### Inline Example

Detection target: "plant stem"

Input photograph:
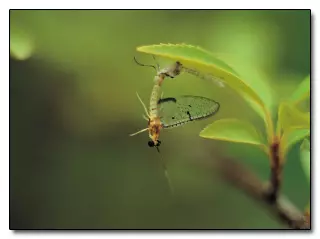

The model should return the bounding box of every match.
[264,107,275,145]
[215,157,309,229]
[267,136,282,202]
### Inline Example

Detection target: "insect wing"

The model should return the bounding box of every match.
[158,96,220,128]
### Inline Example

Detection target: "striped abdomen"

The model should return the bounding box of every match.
[149,83,162,118]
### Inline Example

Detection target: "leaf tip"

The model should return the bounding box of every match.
[300,138,310,151]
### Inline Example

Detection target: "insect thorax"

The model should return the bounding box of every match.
[158,61,183,79]
[148,117,162,142]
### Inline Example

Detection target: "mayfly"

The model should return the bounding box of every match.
[180,66,226,88]
[130,56,220,194]
[130,57,220,149]
[130,56,183,149]
[130,56,184,194]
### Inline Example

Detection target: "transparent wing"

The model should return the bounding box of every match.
[158,95,220,128]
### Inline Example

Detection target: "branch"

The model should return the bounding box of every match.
[215,157,310,229]
[267,137,282,202]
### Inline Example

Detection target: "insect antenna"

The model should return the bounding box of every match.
[134,56,157,72]
[152,55,160,72]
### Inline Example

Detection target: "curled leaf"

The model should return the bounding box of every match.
[280,128,310,159]
[278,101,310,133]
[290,75,310,104]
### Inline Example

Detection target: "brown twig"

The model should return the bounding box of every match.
[215,157,310,229]
[267,136,282,202]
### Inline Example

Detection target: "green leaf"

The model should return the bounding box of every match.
[290,75,310,104]
[199,118,268,153]
[244,95,274,139]
[300,138,310,182]
[138,43,240,76]
[280,128,310,158]
[137,44,266,114]
[278,101,310,132]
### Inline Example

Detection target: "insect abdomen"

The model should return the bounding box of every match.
[181,67,225,87]
[149,84,161,118]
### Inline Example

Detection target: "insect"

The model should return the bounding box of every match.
[181,66,225,88]
[130,56,221,194]
[158,95,220,129]
[130,57,220,150]
[130,57,182,149]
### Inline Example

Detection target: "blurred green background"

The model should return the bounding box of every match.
[10,10,310,229]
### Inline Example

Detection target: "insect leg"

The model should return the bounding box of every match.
[142,114,149,121]
[136,92,150,118]
[129,128,148,136]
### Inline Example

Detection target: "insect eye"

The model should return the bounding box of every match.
[148,141,155,147]
[156,140,161,146]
